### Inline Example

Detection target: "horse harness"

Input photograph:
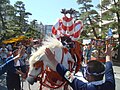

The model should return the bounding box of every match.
[28,47,75,89]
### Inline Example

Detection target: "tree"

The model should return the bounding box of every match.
[98,0,120,40]
[14,1,32,35]
[0,0,44,43]
[0,0,10,40]
[0,0,32,41]
[98,0,120,61]
[76,0,101,39]
[27,19,44,39]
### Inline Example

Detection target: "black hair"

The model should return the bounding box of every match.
[61,36,72,43]
[60,36,74,48]
[87,60,105,81]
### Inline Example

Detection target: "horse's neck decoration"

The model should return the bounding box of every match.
[52,13,83,41]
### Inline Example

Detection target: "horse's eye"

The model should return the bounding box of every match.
[33,61,43,70]
[33,64,39,70]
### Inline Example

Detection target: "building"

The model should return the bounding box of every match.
[36,22,45,33]
[44,25,53,36]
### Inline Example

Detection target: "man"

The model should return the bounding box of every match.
[0,46,26,90]
[45,44,115,90]
[84,43,94,64]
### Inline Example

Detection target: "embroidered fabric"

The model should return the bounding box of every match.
[88,80,105,85]
[84,66,105,76]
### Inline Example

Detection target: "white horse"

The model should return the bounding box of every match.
[26,36,75,89]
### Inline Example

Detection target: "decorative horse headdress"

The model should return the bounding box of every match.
[52,8,83,41]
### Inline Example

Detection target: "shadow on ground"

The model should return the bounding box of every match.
[0,74,7,90]
[116,78,120,90]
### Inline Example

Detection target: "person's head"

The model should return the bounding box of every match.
[87,43,91,49]
[84,60,105,82]
[12,49,19,56]
[1,44,6,48]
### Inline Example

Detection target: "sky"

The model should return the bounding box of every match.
[10,0,99,25]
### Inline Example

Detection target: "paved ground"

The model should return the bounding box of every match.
[0,64,120,90]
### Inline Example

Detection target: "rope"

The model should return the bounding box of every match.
[0,55,19,68]
[21,77,24,90]
[28,83,31,90]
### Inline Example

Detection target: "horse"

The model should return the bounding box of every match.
[26,36,75,90]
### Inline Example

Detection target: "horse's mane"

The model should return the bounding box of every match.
[29,36,63,67]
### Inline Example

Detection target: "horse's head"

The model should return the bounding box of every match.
[26,52,46,85]
[26,36,68,85]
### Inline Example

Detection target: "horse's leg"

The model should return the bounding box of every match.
[39,84,42,90]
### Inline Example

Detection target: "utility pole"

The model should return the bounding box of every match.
[99,0,102,37]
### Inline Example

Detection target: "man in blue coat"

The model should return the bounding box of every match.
[45,44,115,90]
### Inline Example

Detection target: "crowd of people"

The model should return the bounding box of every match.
[82,42,107,65]
[0,43,32,90]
